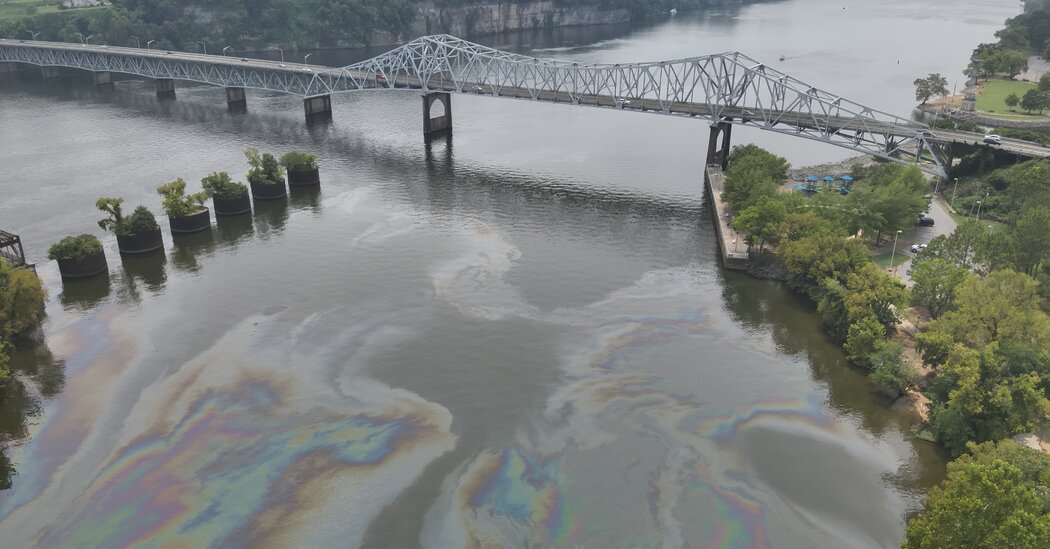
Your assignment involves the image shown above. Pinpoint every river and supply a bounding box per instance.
[0,0,1019,546]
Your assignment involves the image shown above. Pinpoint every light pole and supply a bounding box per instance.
[85,34,97,45]
[130,36,140,48]
[976,200,984,220]
[31,31,40,41]
[275,47,284,62]
[196,41,207,55]
[951,178,959,208]
[890,230,903,273]
[304,53,312,67]
[74,32,85,45]
[223,46,232,56]
[147,39,156,50]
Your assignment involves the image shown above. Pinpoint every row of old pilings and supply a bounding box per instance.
[48,150,321,282]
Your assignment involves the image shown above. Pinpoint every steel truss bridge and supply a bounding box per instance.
[0,34,1032,177]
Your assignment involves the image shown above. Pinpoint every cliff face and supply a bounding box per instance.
[363,2,633,47]
[416,2,632,36]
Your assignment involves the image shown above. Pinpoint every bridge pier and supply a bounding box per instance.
[93,71,114,91]
[225,87,247,112]
[706,121,733,170]
[303,94,332,123]
[40,66,60,79]
[0,62,17,74]
[422,92,452,139]
[155,78,175,99]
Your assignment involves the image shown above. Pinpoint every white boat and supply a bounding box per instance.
[670,8,678,16]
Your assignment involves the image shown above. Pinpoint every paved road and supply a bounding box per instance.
[891,194,958,286]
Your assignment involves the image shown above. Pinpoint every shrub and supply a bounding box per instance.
[245,147,285,184]
[97,198,159,236]
[126,206,160,234]
[201,172,248,199]
[279,151,319,171]
[156,178,207,218]
[47,234,103,262]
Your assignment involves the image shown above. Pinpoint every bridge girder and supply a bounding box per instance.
[1,36,948,176]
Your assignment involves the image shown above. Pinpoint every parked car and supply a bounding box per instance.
[911,243,928,253]
[916,217,935,227]
[983,134,1002,145]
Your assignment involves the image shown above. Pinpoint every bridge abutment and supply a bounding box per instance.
[422,92,452,138]
[303,94,332,123]
[225,87,247,112]
[706,121,733,170]
[40,66,60,79]
[155,78,175,99]
[93,71,113,91]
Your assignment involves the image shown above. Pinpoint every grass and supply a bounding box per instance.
[0,0,62,22]
[975,78,1048,119]
[871,250,909,269]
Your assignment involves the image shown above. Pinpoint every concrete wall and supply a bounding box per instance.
[705,165,750,271]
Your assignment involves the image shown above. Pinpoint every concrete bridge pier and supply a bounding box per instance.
[93,71,114,91]
[155,78,175,99]
[303,94,332,123]
[225,87,247,112]
[706,121,733,170]
[40,66,60,79]
[0,62,17,74]
[422,92,452,139]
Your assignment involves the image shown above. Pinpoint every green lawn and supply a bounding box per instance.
[0,0,63,22]
[975,78,1046,118]
[871,250,909,269]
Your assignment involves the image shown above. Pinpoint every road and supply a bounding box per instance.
[891,194,958,286]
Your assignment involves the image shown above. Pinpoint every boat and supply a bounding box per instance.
[779,55,786,61]
[670,8,678,16]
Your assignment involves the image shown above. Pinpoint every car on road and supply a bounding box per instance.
[983,134,1002,145]
[916,217,935,227]
[911,243,928,253]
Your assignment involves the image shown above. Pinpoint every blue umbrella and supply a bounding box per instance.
[841,175,855,182]
[805,175,819,182]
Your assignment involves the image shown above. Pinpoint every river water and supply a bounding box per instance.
[0,0,1018,546]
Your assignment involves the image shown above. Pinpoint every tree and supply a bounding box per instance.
[722,145,789,212]
[0,259,46,341]
[904,448,1050,548]
[909,258,969,318]
[844,315,885,368]
[869,341,915,393]
[914,73,949,104]
[732,196,787,249]
[928,343,1050,455]
[780,232,869,300]
[1005,92,1020,111]
[1012,206,1050,276]
[1021,88,1049,113]
[936,270,1050,350]
[915,330,957,368]
[1040,72,1050,92]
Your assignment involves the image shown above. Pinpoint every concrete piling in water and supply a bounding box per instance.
[422,92,452,139]
[303,94,332,123]
[225,87,247,112]
[40,66,60,79]
[155,78,175,99]
[93,71,114,91]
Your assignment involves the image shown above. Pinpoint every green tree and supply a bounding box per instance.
[1005,92,1021,111]
[731,195,787,249]
[0,259,46,341]
[722,145,789,212]
[844,315,884,369]
[936,270,1050,350]
[1012,206,1050,276]
[869,341,915,393]
[913,73,950,104]
[904,454,1050,548]
[928,343,1050,455]
[780,232,869,300]
[910,258,969,318]
[1021,88,1049,113]
[1040,72,1050,92]
[915,330,957,368]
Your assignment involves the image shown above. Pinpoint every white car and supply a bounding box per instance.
[983,134,1002,145]
[911,243,928,253]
